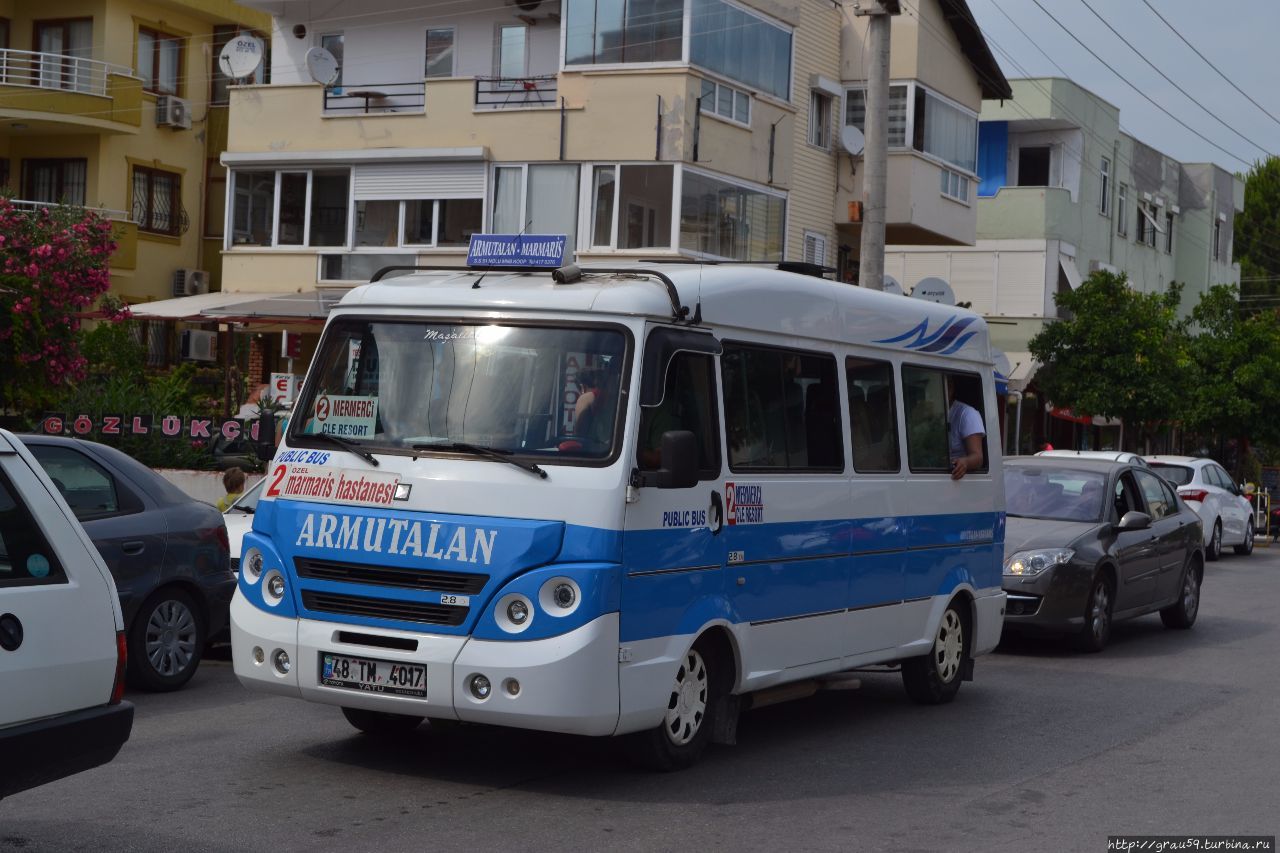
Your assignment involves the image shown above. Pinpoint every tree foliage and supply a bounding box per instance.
[0,197,125,411]
[1235,156,1280,298]
[1028,271,1191,443]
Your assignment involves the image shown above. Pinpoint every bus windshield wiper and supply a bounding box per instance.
[303,432,380,467]
[412,442,547,479]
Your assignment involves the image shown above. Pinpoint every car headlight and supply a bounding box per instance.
[1004,548,1074,577]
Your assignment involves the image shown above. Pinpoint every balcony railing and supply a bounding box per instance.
[0,48,133,98]
[474,75,558,109]
[6,198,130,220]
[322,81,426,115]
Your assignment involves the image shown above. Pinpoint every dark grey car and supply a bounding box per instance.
[1002,457,1204,652]
[18,435,234,690]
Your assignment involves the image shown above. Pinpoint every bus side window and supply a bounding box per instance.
[847,357,901,473]
[722,344,842,472]
[901,366,987,474]
[636,352,720,478]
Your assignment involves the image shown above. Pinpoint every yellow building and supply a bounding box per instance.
[0,0,268,315]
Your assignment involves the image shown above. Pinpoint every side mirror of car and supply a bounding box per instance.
[656,430,699,490]
[1117,510,1152,531]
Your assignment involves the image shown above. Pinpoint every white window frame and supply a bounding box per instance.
[808,90,832,149]
[699,78,751,127]
[1117,183,1128,237]
[272,170,312,248]
[678,163,788,262]
[425,26,456,79]
[1137,202,1162,248]
[940,167,970,205]
[843,81,977,177]
[318,32,344,88]
[1100,156,1111,216]
[578,162,680,254]
[495,22,529,80]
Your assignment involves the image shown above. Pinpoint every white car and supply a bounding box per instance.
[0,428,133,799]
[1145,455,1254,560]
[1035,450,1151,468]
[224,478,264,573]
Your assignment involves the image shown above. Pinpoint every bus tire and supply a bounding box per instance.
[901,600,967,705]
[341,707,423,736]
[626,638,722,771]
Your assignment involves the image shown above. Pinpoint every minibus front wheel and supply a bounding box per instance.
[901,598,970,705]
[626,635,728,771]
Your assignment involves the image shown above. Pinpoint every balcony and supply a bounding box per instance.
[6,198,137,269]
[0,49,142,132]
[977,186,1080,244]
[837,150,979,247]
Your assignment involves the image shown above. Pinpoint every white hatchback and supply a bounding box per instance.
[0,428,134,799]
[1145,455,1254,561]
[1036,450,1151,468]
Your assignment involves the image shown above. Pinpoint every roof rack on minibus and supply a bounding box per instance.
[368,264,691,323]
[637,258,838,279]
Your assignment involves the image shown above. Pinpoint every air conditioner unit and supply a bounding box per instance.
[156,95,191,129]
[171,269,209,297]
[180,329,217,362]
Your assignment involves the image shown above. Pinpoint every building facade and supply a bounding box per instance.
[886,77,1244,400]
[0,0,268,323]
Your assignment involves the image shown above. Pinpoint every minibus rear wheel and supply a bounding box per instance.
[341,707,424,736]
[626,637,724,771]
[901,599,968,705]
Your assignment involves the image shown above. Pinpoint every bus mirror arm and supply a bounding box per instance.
[654,430,699,490]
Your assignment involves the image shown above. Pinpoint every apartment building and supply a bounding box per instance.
[192,0,1007,380]
[0,0,268,324]
[886,78,1244,396]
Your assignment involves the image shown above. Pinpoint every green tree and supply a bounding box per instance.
[1029,271,1191,449]
[1185,284,1280,471]
[1235,156,1280,301]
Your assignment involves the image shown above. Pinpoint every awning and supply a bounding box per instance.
[127,291,337,323]
[995,350,1038,394]
[1059,254,1083,291]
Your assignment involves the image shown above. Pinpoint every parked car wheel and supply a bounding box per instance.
[127,587,205,692]
[627,639,722,771]
[1160,558,1201,630]
[1234,519,1255,556]
[1205,520,1222,562]
[341,707,423,736]
[902,600,967,704]
[1073,574,1113,653]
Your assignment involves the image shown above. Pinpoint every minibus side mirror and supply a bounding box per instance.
[255,409,276,466]
[656,430,699,490]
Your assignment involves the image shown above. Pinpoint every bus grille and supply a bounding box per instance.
[301,590,468,626]
[294,557,487,594]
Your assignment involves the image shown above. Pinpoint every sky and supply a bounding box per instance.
[963,0,1280,175]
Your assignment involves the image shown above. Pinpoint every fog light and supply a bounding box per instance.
[273,649,291,674]
[504,678,521,697]
[552,583,576,609]
[267,574,285,599]
[507,599,529,624]
[252,646,264,664]
[244,549,264,581]
[469,674,491,700]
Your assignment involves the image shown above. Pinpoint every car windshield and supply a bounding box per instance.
[289,320,629,462]
[1005,466,1107,522]
[1149,464,1193,486]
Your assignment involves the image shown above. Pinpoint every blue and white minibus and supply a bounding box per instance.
[231,262,1005,769]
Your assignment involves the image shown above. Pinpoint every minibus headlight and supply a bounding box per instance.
[243,548,264,582]
[495,594,534,633]
[263,570,287,604]
[538,577,581,617]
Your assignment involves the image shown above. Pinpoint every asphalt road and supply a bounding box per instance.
[3,547,1278,853]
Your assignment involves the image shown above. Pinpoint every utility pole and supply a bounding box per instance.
[854,0,901,290]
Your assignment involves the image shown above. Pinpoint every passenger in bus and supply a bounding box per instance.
[946,375,985,480]
[572,366,617,450]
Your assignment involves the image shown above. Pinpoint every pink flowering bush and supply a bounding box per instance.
[0,196,127,409]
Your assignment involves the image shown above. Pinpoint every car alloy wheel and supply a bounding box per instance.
[1089,582,1111,645]
[1181,567,1200,622]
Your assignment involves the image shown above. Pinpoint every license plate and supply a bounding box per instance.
[319,652,426,698]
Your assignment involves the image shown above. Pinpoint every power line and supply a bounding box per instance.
[1076,0,1273,160]
[1139,0,1280,133]
[1026,0,1255,170]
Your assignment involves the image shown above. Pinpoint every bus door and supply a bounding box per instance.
[620,329,727,649]
[718,343,851,678]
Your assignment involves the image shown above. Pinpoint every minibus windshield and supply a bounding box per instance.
[290,320,629,462]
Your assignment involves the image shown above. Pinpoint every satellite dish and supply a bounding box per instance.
[882,274,903,296]
[840,125,865,156]
[218,33,264,81]
[305,47,341,86]
[911,276,956,306]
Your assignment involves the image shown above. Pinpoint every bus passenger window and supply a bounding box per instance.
[722,344,842,472]
[902,366,986,475]
[847,357,900,472]
[637,352,720,478]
